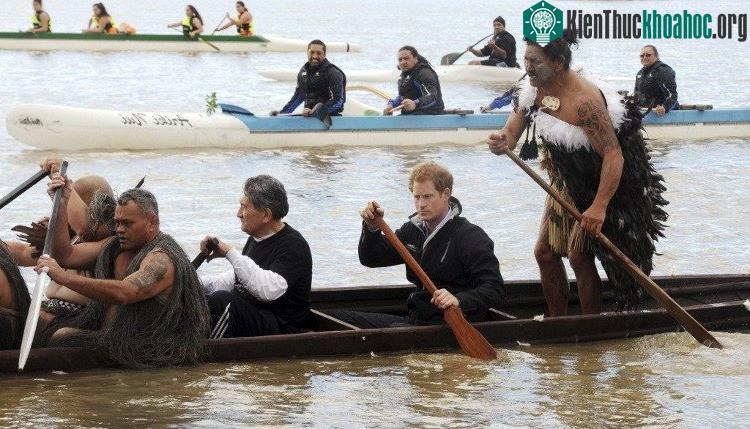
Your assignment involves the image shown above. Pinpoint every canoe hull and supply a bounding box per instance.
[0,32,360,53]
[7,104,750,151]
[1,275,749,373]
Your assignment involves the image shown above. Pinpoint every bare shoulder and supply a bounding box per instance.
[571,90,619,153]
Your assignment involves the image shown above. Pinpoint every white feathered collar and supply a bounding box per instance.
[517,77,626,151]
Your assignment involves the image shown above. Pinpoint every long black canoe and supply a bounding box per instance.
[1,274,749,374]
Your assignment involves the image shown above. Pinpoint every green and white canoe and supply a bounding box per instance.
[0,32,360,53]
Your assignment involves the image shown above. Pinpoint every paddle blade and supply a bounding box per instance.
[440,52,462,65]
[312,104,332,130]
[18,272,49,370]
[219,103,255,116]
[443,307,497,360]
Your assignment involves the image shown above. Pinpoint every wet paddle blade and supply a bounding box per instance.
[18,273,49,370]
[443,307,497,360]
[440,52,462,65]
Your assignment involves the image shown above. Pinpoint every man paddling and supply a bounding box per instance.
[633,45,679,116]
[0,242,31,350]
[197,175,312,337]
[487,31,668,315]
[384,46,445,116]
[27,0,51,33]
[35,179,210,368]
[271,40,347,117]
[468,16,519,68]
[331,162,504,328]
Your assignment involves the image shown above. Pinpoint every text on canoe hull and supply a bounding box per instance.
[120,113,193,127]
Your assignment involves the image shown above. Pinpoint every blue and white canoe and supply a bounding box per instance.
[5,103,750,151]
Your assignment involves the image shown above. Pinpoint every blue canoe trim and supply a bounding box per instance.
[222,107,750,132]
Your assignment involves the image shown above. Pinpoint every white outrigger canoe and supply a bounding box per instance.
[259,65,524,84]
[6,103,750,151]
[0,32,360,53]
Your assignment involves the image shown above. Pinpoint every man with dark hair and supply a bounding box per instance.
[271,40,347,117]
[468,16,518,67]
[35,177,210,368]
[330,162,504,328]
[633,45,678,115]
[197,175,312,337]
[384,46,445,115]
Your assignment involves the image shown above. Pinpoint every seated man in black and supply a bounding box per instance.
[198,175,312,337]
[271,39,346,117]
[383,46,445,116]
[634,44,678,116]
[468,16,518,68]
[331,162,504,328]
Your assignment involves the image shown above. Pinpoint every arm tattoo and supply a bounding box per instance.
[575,101,619,152]
[126,251,170,289]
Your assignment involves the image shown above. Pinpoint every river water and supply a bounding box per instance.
[1,0,749,427]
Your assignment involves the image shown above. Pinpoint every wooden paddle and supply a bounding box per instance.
[168,26,220,52]
[501,149,723,349]
[192,237,219,269]
[211,16,227,35]
[440,33,493,65]
[0,169,47,211]
[371,213,497,360]
[18,161,69,370]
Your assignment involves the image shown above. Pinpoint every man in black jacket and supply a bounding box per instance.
[198,175,313,337]
[634,45,678,116]
[468,16,519,68]
[331,162,504,328]
[272,39,346,117]
[384,46,445,115]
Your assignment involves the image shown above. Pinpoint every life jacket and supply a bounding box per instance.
[31,10,52,32]
[90,15,118,34]
[181,16,195,35]
[235,13,253,36]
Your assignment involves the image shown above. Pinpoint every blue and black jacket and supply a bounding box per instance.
[388,62,445,115]
[281,59,346,115]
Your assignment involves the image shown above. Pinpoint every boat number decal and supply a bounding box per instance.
[120,113,193,127]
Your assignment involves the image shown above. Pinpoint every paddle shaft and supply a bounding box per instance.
[0,169,47,210]
[18,161,69,370]
[372,216,497,360]
[446,33,493,65]
[211,16,227,35]
[192,237,219,269]
[168,26,220,52]
[502,149,723,349]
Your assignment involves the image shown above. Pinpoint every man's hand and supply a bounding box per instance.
[35,254,69,283]
[654,105,666,116]
[580,203,606,235]
[269,110,279,117]
[46,172,72,201]
[200,236,232,260]
[487,129,516,155]
[40,158,63,175]
[402,99,417,112]
[302,107,313,117]
[488,40,497,47]
[431,289,460,310]
[480,105,491,113]
[360,201,384,229]
[383,105,394,116]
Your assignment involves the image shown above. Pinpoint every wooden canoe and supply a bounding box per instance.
[1,274,749,374]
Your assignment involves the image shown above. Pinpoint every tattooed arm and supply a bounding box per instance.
[575,99,624,234]
[35,250,175,305]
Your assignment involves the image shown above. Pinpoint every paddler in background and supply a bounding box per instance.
[215,1,254,36]
[27,0,51,33]
[84,3,117,34]
[468,16,519,68]
[271,40,347,117]
[168,5,204,38]
[384,46,444,116]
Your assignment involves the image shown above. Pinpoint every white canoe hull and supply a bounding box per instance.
[259,65,524,83]
[7,104,750,151]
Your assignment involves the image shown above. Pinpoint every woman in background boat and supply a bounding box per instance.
[168,5,204,38]
[84,3,117,34]
[27,0,51,33]
[215,1,254,36]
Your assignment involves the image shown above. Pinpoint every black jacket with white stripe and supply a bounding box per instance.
[389,62,445,115]
[358,198,504,324]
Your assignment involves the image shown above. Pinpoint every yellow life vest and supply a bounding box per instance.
[181,16,194,35]
[90,15,117,34]
[235,14,254,36]
[31,11,52,32]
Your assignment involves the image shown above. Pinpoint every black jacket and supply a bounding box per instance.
[634,61,678,111]
[389,62,445,115]
[480,31,519,68]
[281,59,346,114]
[358,198,504,324]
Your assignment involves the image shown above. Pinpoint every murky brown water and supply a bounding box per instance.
[1,0,750,426]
